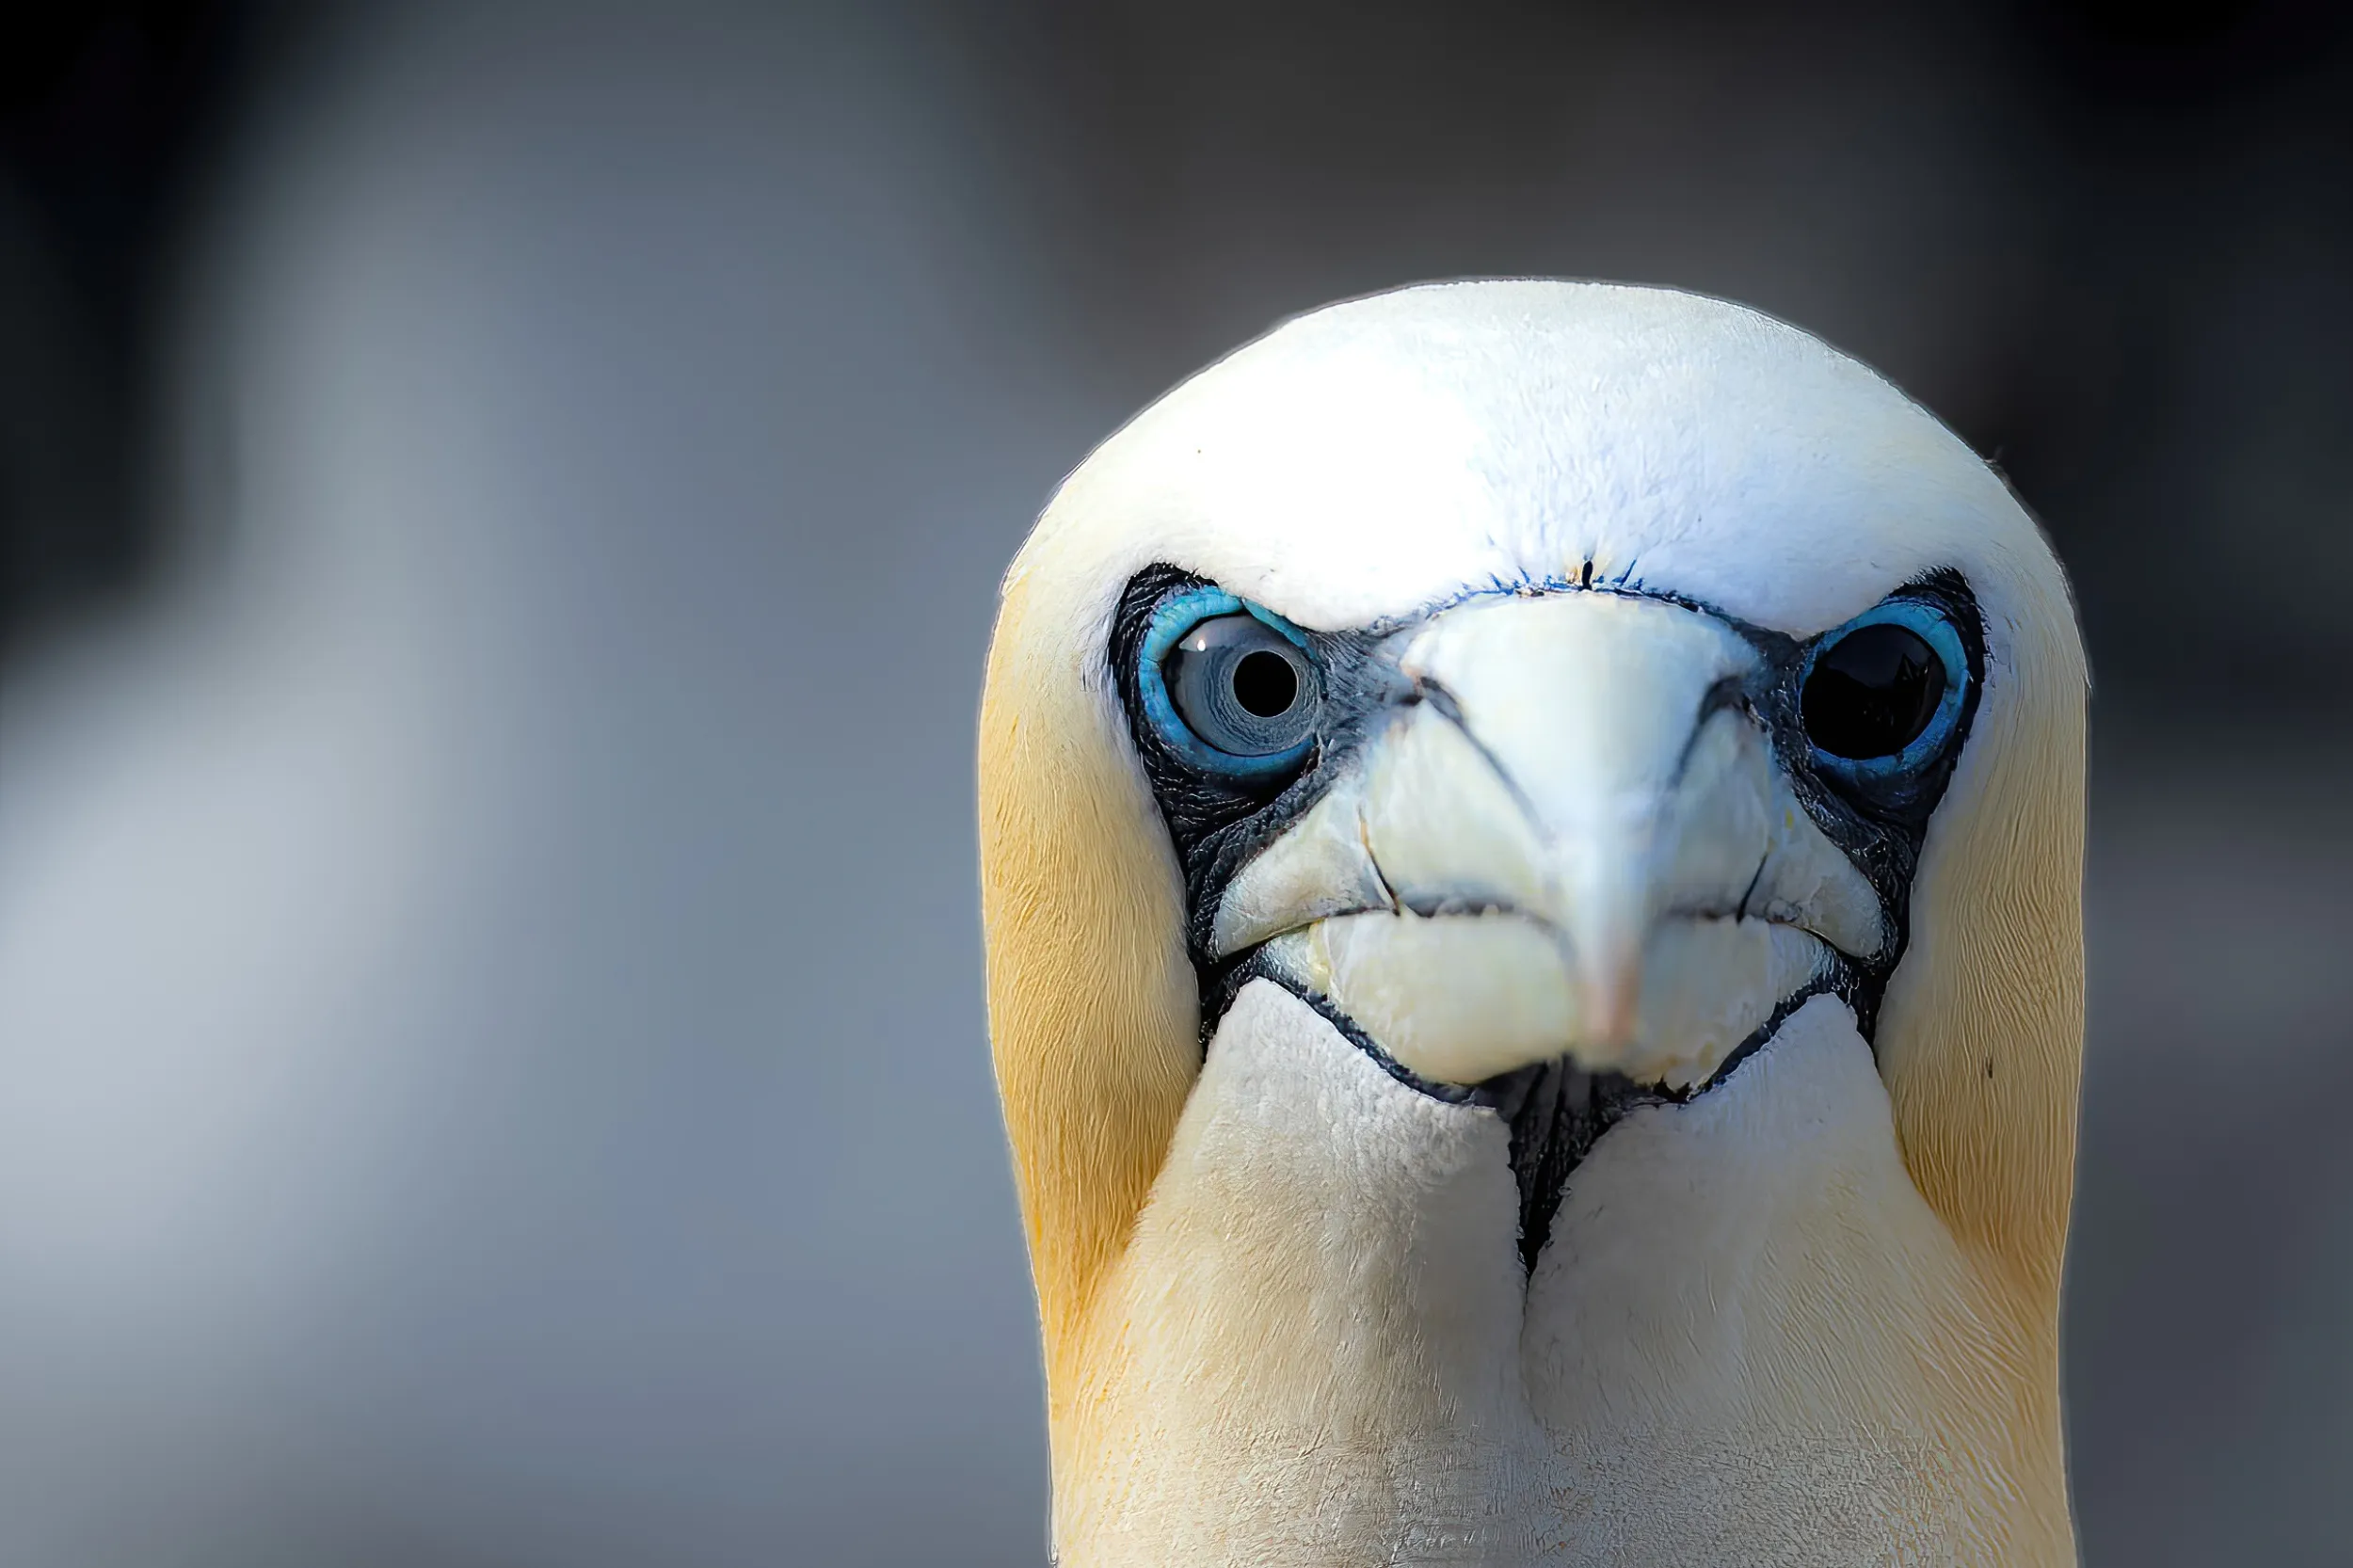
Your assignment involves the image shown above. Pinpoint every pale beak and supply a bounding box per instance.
[1213,592,1885,1091]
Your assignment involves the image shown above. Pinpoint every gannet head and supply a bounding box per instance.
[980,280,2086,1565]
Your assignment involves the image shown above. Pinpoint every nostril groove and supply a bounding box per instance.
[1670,675,1758,787]
[1354,803,1402,915]
[1412,674,1554,848]
[1737,851,1769,922]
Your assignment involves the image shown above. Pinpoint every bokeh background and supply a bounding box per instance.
[2,3,2347,1563]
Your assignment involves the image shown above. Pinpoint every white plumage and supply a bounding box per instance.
[982,280,2087,1565]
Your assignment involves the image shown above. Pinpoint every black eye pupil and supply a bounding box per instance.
[1802,623,1946,760]
[1231,649,1297,717]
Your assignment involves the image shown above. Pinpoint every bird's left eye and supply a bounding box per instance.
[1800,598,1969,785]
[1140,591,1321,776]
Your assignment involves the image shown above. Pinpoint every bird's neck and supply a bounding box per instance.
[1045,983,2073,1566]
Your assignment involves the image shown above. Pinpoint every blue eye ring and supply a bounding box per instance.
[1139,587,1319,777]
[1801,597,1970,784]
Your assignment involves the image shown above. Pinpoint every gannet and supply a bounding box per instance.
[979,280,2085,1565]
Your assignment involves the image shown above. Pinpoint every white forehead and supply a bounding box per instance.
[1031,280,2053,640]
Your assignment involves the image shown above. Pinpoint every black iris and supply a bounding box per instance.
[1166,615,1319,757]
[1801,623,1946,760]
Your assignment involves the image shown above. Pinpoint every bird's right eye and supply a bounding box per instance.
[1167,616,1319,758]
[1139,590,1321,777]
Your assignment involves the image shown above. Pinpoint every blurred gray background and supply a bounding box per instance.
[0,3,2346,1563]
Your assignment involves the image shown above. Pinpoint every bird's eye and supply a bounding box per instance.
[1804,625,1944,759]
[1139,591,1321,776]
[1168,615,1318,757]
[1800,599,1968,778]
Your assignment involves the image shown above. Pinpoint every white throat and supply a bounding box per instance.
[1058,983,2012,1566]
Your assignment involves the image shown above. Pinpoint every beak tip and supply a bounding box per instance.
[1571,958,1644,1058]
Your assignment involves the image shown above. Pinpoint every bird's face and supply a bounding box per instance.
[1117,561,1980,1267]
[981,282,2085,1561]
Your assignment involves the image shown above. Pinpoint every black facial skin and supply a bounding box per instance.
[1110,563,1986,1273]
